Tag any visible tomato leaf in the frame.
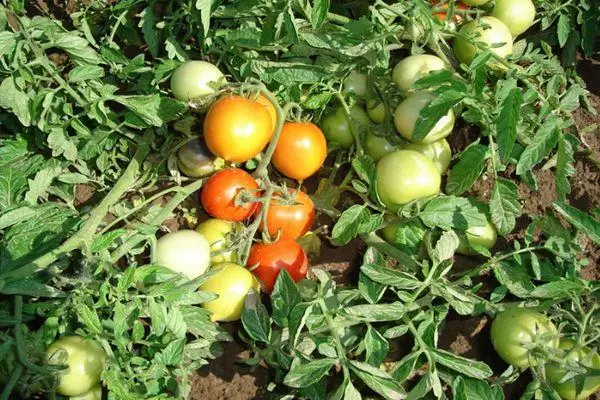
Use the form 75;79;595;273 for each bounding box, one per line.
364;324;389;367
489;178;522;235
555;133;578;201
516;116;561;175
446;144;488;195
453;376;504;400
349;360;406;400
241;290;271;343
496;87;523;163
412;90;462;142
552;202;600;245
360;263;421;289
430;349;493;379
419;196;488;230
283;358;336;388
271;269;301;327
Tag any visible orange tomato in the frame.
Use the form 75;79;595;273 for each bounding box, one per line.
255;94;277;134
430;1;469;22
258;189;315;240
272;122;327;181
203;95;272;163
201;168;260;221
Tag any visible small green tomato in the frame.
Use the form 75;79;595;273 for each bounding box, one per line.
392;54;447;93
156;230;211;280
491;0;536;37
456;220;498;255
343;71;368;98
394;92;455;144
403;138;451;173
366;100;387;124
364;131;398;161
170;61;225;101
453;17;513;66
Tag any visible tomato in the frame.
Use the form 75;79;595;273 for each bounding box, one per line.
431;2;469;23
203;95;273;163
46;336;105;396
453;17;514;66
320;105;371;148
201;168;260;221
199;263;259;322
456;220;498;255
546;340;600;400
403;138;451;173
491;0;536;37
343;71;368;99
255;93;278;132
376;150;441;209
364;131;398;161
259;189;315;240
366;100;387;124
490;308;559;368
247;238;309;293
156;230;211;279
394;92;455;144
177;139;217;178
69;385;102;400
170;61;225;102
392;54;447;94
272;122;327;181
196;219;241;264
461;0;490;5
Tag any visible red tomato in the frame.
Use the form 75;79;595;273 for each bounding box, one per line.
201;168;260;221
258;189;315;240
272;122;327;181
247;239;309;292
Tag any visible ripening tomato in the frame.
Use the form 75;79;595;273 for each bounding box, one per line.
364;131;398;161
490;308;559;368
453;17;514;66
69;385;102;400
201;168;260;221
343;71;368;99
170;60;225;101
247;239;309;292
156;230;211;279
177;139;217;178
456;220;498;255
255;93;278;132
431;1;469;23
376;150;441;210
203;95;273;162
320;105;371;148
366;100;387;124
200;263;260;321
392;54;447;94
46;336;106;396
258;189;315;240
546;340;600;400
394;92;455;144
196;219;241;264
272;122;327;181
491;0;536;37
403;138;452;173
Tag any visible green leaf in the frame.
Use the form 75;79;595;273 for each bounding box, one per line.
412;91;462;142
283;358;336;388
557;13;571;47
349;360;405;400
360;264;421;290
489;178;522;235
0;155;43;210
0;77;31;127
53;32;103;65
140;5;159;57
358;272;386;304
446;144;488;195
331;205;383;246
496;88;523;163
75;303;103;334
271;268;301;327
241;290;271;343
364;325;389;367
47;128;78;161
340;303;405;322
406;375;431;400
68;65;105;82
430;349;492;379
419;196;488;230
431;230;459;264
1;276;64;297
516;117;560;175
528;280;582;299
344;380;362;400
24;161;63;205
288;302;313;347
555;134;578;201
114;95;164;126
552;202;600;245
91;229;128;252
453;376;504;400
311;0;330;29
493;261;535;298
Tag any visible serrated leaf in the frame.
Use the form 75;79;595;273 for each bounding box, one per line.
360;264;421;290
349;360;405;400
68;65;105;82
283;358;336;388
453;376;504;400
412;91;462;142
496;88;523;163
364;325;389;367
430;349;492;379
516;117;560;175
553;202;600;245
242;290;271;342
311;0;329;29
446;144;488;195
493;261;535;298
271;269;301;327
0;77;31;127
555;134;578;201
340;303;405;322
419;196;488;230
557;13;571;47
432;230;459;264
140;5;159;57
489;178;522;235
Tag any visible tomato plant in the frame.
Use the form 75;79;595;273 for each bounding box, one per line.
404;138;452;173
247;238;308;292
201;168;260;221
155;230;211;279
491;0;536;37
177;139;217;178
196;219;241;264
392;54;447;94
199;263;260;321
454;17;514;65
203;95;273;162
259;189;315;240
272;122;327;181
546;340;600;400
320;105;370;148
364;131;398;161
394;92;455;143
46;336;105;396
170;60;225;101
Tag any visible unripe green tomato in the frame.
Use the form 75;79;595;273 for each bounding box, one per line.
366;100;386;124
392;54;447;94
343;71;368;98
394;92;455;144
546;340;600;400
376;150;441;210
199;263;260;322
453;17;513;66
170;61;225;102
490;308;559;368
460;0;490;5
364;131;398;161
456;220;498;255
381;220;402;245
46;336;106;397
491;0;536;37
70;385;102;400
156;230;211;280
196;219;241;264
320;105;371;148
404;138;451;173
177;139;217;178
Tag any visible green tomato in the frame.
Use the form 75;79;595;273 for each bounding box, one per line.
376;150;441;209
343;71;368;99
403;138;451;173
546;340;600;400
364;131;398;161
70;385;102;400
460;0;490;5
170;61;225;102
320;105;371;148
177;139;217;178
199;263;260;322
490;308;559;368
394;92;455;144
491;0;536;37
156;230;211;280
392;54;447;94
456;220;498;255
196;218;241;264
454;17;513;66
46;336;105;397
366;100;387;124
